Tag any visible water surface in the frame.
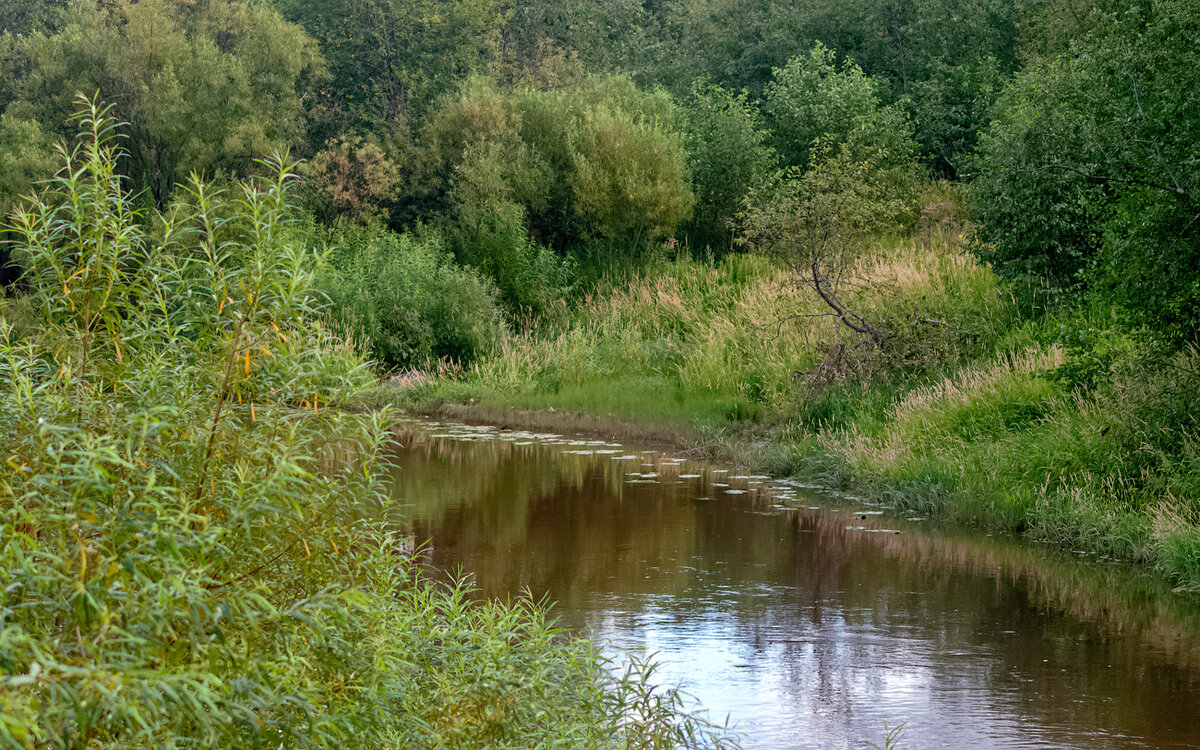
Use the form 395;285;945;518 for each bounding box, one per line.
383;420;1200;749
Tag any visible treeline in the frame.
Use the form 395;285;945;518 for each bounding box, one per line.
1;0;1198;358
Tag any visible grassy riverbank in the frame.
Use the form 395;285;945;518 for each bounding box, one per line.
406;231;1200;594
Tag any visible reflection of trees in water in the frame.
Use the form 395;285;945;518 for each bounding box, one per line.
384;429;706;603
380;425;1200;746
386;427;1200;658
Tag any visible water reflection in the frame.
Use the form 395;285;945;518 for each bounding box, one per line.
381;420;1200;750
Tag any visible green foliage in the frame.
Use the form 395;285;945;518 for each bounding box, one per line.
971;0;1200;336
740;153;892;273
447;142;575;315
680;81;773;252
323;225;508;368
904;57;1006;178
764;44;885;170
418;74;694;267
0;115;55;219
569;103;693;247
278;0;508;135
968;65;1106;301
0;1;66;40
0;99;738;749
762;43;920;211
507;0;1024;177
1052;319;1145;392
1;97;385;747
1;0;322;208
499;0;648;79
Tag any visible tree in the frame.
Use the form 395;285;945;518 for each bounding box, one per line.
0;0;322;208
681;80;773;251
278;0;508;138
970;0;1200;335
764;43;916;174
740;151;897;350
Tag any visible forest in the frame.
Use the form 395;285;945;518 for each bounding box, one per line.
0;0;1197;745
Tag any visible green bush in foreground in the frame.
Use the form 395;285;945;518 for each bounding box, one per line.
0;100;736;749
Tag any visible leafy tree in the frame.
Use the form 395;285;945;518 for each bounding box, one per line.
681;80;773;251
278;0;508;139
968;65;1105;300
764;43;914;172
971;0;1200;336
447;140;572;314
0;0;322;208
0;0;66;37
500;0;647;79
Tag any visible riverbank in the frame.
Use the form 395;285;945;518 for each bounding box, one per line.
389;238;1200;595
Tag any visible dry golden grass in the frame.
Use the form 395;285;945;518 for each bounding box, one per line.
890;346;1063;422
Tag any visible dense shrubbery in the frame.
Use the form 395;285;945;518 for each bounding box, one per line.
322;225;508;369
970;0;1200;336
418;75;693;263
0;105;738;749
680;81;773;252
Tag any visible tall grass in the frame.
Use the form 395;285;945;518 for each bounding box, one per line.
0;98;738;748
435;225;1007;422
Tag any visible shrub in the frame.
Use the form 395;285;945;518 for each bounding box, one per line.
302;135;401;224
570;103;693;249
447;140;575;314
323;225;508;368
681;80;773;253
419;75;694;266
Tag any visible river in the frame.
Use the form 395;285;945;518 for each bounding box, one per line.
382;419;1200;749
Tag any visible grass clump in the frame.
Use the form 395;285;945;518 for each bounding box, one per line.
0;99;738;749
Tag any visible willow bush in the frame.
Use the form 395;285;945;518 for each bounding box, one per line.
0;99;736;749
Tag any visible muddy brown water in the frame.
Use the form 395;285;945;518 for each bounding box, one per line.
383;420;1200;749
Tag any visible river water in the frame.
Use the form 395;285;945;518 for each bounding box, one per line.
384;420;1200;749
